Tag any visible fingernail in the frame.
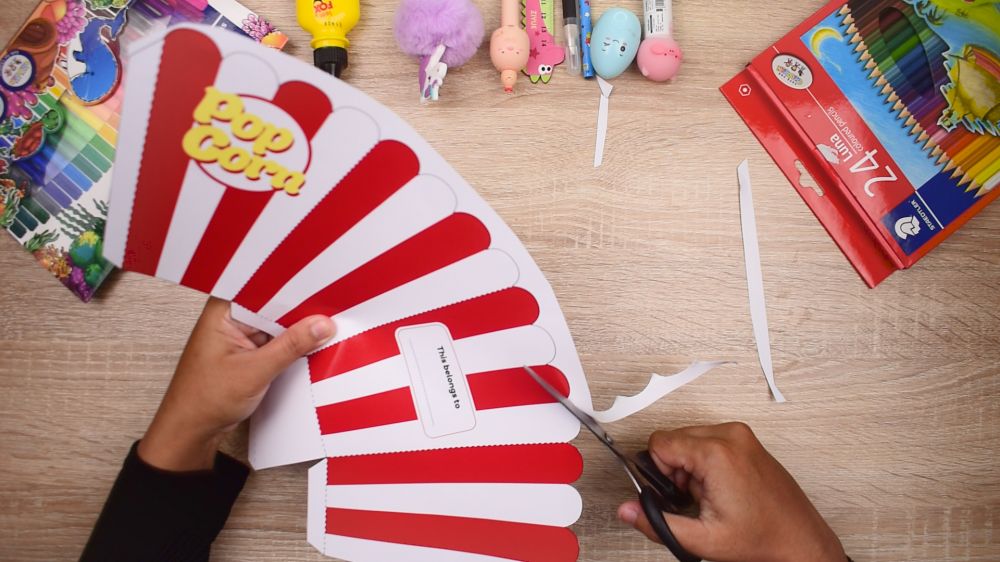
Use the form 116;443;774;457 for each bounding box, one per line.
618;504;639;525
310;319;334;341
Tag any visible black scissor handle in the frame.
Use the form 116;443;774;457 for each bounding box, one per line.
634;450;696;514
639;486;701;562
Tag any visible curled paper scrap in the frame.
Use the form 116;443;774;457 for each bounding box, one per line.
594;77;613;167
588;361;727;423
737;160;786;403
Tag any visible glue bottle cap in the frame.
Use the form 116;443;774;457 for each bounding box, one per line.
314;47;349;78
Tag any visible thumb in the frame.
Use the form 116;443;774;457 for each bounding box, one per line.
251;315;335;380
618;501;710;556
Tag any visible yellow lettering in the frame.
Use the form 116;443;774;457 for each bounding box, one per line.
244;155;271;180
271;169;305;196
182;125;229;162
231;112;264;141
193;87;243;124
217;146;251;173
185;88;307;196
252;125;294;156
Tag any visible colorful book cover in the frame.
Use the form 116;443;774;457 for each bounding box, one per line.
722;0;1000;287
0;0;286;301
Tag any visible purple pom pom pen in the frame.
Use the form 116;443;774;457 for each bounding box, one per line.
394;0;485;102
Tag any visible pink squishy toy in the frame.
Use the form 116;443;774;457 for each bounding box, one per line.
489;0;530;93
637;0;683;82
394;0;485;102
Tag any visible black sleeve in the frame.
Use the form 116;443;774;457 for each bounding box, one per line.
80;441;250;562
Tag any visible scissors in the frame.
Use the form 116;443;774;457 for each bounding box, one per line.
522;366;701;562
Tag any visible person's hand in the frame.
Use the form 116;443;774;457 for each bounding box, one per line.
138;297;335;471
618;423;845;562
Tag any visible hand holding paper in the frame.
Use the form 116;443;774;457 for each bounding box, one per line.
139;298;334;472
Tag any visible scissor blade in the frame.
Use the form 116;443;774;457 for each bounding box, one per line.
522;366;616;449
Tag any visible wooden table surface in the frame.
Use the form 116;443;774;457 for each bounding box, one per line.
1;0;998;560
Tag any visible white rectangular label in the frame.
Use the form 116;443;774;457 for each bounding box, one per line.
396;323;476;438
643;0;669;36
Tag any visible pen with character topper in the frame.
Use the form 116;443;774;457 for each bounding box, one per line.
591;7;641;80
522;0;565;83
394;0;485;102
637;0;683;82
490;0;531;92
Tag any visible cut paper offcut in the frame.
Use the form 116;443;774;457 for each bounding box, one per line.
104;25;720;560
588;361;728;423
594;76;613;167
738;160;786;402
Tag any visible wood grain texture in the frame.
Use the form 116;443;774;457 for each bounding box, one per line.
0;0;998;560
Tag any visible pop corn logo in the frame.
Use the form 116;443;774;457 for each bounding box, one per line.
182;87;308;196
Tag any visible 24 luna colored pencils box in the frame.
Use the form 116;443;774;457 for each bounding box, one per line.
722;0;1000;287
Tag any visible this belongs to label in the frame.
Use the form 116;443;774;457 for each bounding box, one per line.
396;323;477;438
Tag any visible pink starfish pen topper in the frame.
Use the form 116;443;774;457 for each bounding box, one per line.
523;0;565;84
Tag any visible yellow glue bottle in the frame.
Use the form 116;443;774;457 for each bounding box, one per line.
297;0;360;78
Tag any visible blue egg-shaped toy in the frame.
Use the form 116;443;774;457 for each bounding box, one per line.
591;8;641;80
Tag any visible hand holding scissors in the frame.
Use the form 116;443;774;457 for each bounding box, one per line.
523;366;701;562
524;367;849;562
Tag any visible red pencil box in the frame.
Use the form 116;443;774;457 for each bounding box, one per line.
722;0;1000;287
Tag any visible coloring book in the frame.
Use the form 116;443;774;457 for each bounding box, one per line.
723;0;1000;287
0;0;285;301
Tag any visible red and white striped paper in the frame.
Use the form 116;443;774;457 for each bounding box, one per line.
105;26;592;561
308;445;583;561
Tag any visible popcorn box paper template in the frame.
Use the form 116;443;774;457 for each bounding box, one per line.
104;26;720;560
104;26;592;560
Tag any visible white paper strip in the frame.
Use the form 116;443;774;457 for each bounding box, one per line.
594;77;613;168
326;483;582;527
737;160;786;403
589;361;727;423
321;535;511;562
322;403;579;457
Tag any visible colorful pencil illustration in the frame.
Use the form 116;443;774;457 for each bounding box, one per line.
842;0;1000;197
